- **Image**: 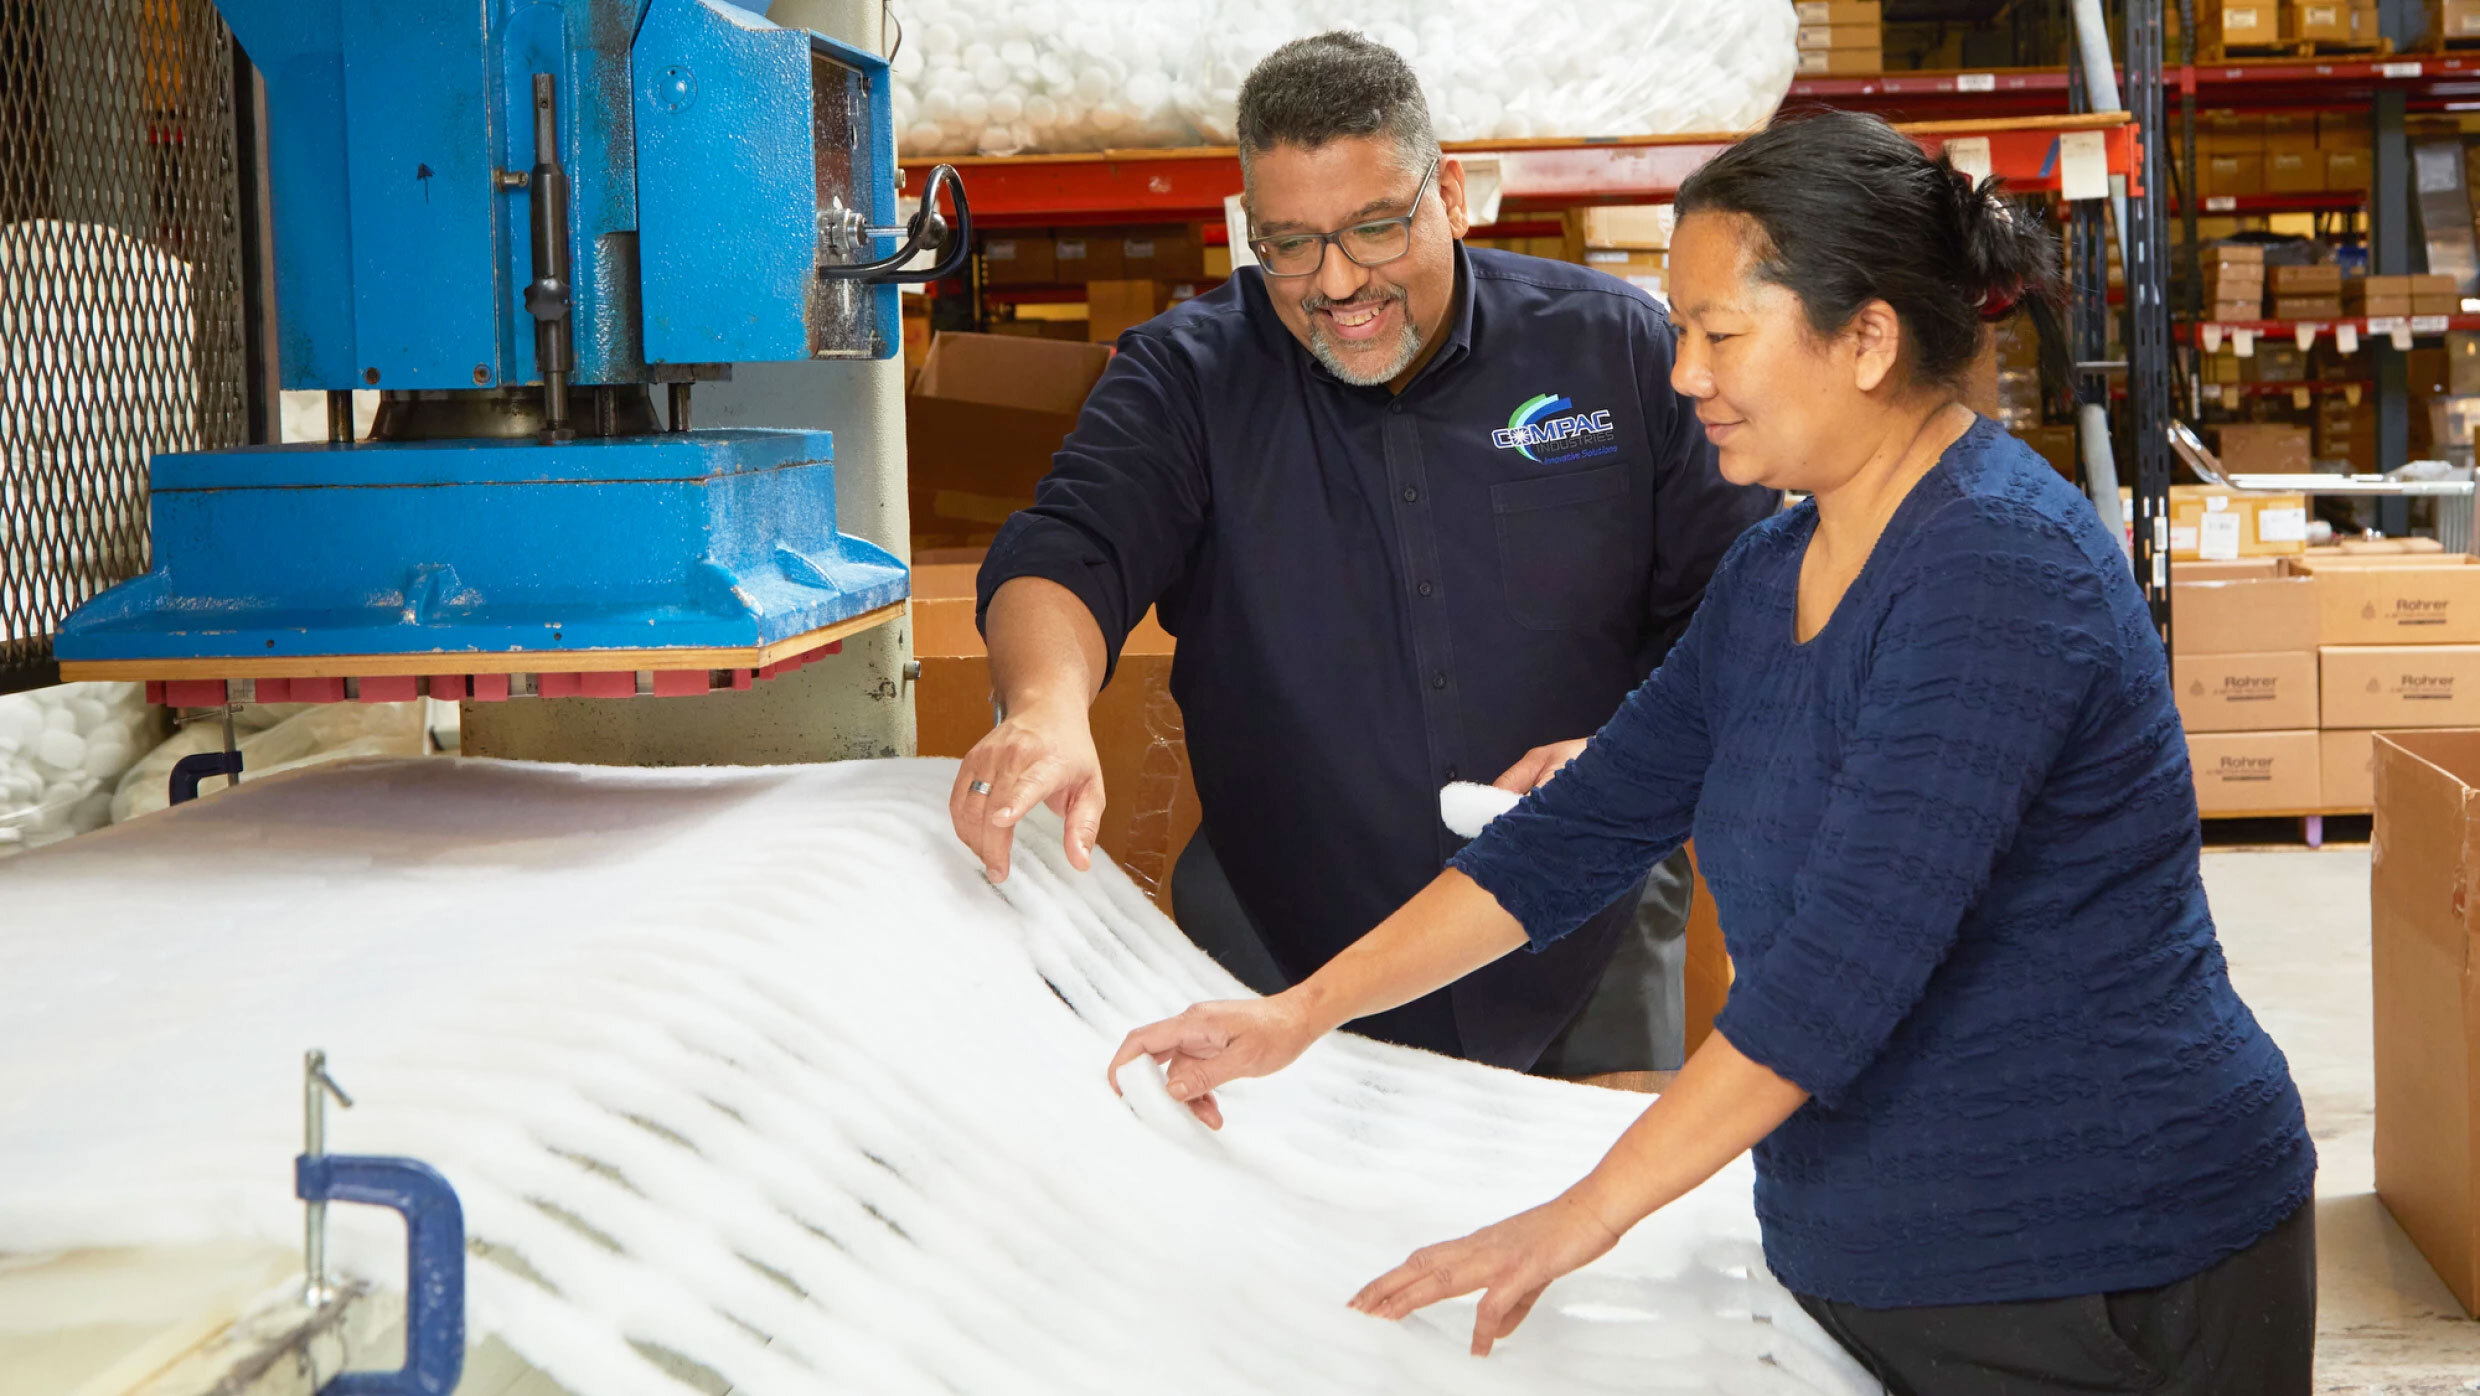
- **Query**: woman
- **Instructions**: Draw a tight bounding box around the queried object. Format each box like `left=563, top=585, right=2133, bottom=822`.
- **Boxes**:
left=1109, top=111, right=2316, bottom=1393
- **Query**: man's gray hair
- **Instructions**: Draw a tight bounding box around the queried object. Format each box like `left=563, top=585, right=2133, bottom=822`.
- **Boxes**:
left=1234, top=31, right=1441, bottom=186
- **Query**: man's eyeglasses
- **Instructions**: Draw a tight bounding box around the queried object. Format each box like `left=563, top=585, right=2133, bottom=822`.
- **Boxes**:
left=1248, top=161, right=1438, bottom=279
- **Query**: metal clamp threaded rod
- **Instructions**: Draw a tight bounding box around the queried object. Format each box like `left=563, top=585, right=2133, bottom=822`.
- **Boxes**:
left=523, top=74, right=575, bottom=444
left=302, top=1049, right=355, bottom=1307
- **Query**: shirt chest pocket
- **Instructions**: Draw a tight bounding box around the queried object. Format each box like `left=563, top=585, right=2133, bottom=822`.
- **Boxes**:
left=1490, top=463, right=1638, bottom=631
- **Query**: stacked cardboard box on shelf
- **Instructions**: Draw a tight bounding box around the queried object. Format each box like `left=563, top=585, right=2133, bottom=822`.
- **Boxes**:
left=2271, top=263, right=2343, bottom=323
left=1792, top=1, right=1881, bottom=75
left=2442, top=0, right=2480, bottom=43
left=2199, top=110, right=2265, bottom=198
left=2200, top=1, right=2282, bottom=49
left=1570, top=205, right=1670, bottom=298
left=2206, top=243, right=2266, bottom=320
left=2322, top=109, right=2372, bottom=189
left=2177, top=557, right=2324, bottom=814
left=2302, top=549, right=2480, bottom=809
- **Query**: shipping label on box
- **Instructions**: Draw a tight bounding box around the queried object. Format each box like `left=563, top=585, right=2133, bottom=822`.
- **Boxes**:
left=2189, top=729, right=2321, bottom=814
left=2176, top=651, right=2321, bottom=731
left=2295, top=1, right=2354, bottom=40
left=2320, top=645, right=2480, bottom=728
left=2299, top=559, right=2480, bottom=644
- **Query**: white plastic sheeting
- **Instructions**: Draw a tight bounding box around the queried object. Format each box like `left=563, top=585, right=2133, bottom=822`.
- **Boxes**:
left=890, top=3, right=1798, bottom=157
left=0, top=758, right=1871, bottom=1395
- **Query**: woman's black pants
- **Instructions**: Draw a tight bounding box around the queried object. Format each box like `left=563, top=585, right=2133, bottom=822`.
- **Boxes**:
left=1795, top=1202, right=2316, bottom=1395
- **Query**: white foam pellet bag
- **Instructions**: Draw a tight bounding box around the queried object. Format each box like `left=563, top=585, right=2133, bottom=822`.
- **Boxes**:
left=892, top=3, right=1797, bottom=157
left=0, top=682, right=152, bottom=857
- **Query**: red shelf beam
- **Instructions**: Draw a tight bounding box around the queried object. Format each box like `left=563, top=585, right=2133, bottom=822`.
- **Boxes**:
left=904, top=119, right=2139, bottom=229
left=1790, top=53, right=2480, bottom=119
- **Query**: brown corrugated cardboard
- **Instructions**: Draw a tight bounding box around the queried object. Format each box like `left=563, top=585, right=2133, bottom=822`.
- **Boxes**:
left=2206, top=2, right=2281, bottom=42
left=2448, top=0, right=2480, bottom=39
left=2176, top=558, right=2285, bottom=581
left=2293, top=0, right=2355, bottom=40
left=2217, top=423, right=2312, bottom=473
left=2272, top=264, right=2343, bottom=295
left=1575, top=204, right=1673, bottom=251
left=2208, top=241, right=2267, bottom=265
left=2165, top=487, right=2309, bottom=561
left=1087, top=278, right=1199, bottom=344
left=2322, top=727, right=2378, bottom=810
left=2369, top=729, right=2480, bottom=1316
left=2295, top=558, right=2480, bottom=644
left=2322, top=646, right=2480, bottom=728
left=1795, top=22, right=1880, bottom=48
left=1118, top=227, right=1204, bottom=281
left=914, top=561, right=1199, bottom=915
left=1792, top=0, right=1881, bottom=21
left=2265, top=150, right=2323, bottom=193
left=2177, top=651, right=2320, bottom=731
left=2327, top=149, right=2371, bottom=189
left=980, top=235, right=1058, bottom=287
left=2319, top=111, right=2371, bottom=147
left=1050, top=233, right=1124, bottom=283
left=2189, top=729, right=2320, bottom=814
left=906, top=333, right=1111, bottom=549
left=1795, top=46, right=1882, bottom=75
left=2205, top=154, right=2265, bottom=196
left=2272, top=295, right=2345, bottom=322
left=2172, top=576, right=2320, bottom=654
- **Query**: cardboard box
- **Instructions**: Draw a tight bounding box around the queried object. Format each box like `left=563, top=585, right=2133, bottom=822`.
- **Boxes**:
left=1795, top=22, right=1880, bottom=49
left=2321, top=727, right=2378, bottom=810
left=2014, top=424, right=2079, bottom=481
left=914, top=562, right=1200, bottom=915
left=2293, top=0, right=2356, bottom=41
left=2205, top=153, right=2266, bottom=197
left=2189, top=729, right=2321, bottom=813
left=2208, top=241, right=2267, bottom=266
left=2178, top=558, right=2287, bottom=581
left=2217, top=423, right=2313, bottom=473
left=1792, top=0, right=1881, bottom=20
left=2209, top=297, right=2266, bottom=322
left=1051, top=233, right=1124, bottom=283
left=2167, top=487, right=2310, bottom=561
left=2319, top=111, right=2371, bottom=148
left=2203, top=110, right=2265, bottom=153
left=2261, top=113, right=2320, bottom=155
left=2171, top=575, right=2320, bottom=654
left=980, top=235, right=1058, bottom=287
left=1087, top=278, right=1199, bottom=344
left=2265, top=150, right=2324, bottom=194
left=2295, top=557, right=2480, bottom=645
left=1795, top=46, right=1883, bottom=75
left=2323, top=646, right=2480, bottom=728
left=2206, top=2, right=2281, bottom=42
left=1575, top=204, right=1673, bottom=251
left=2273, top=264, right=2343, bottom=296
left=906, top=332, right=1112, bottom=549
left=2449, top=331, right=2480, bottom=396
left=2369, top=730, right=2480, bottom=1317
left=2273, top=295, right=2345, bottom=322
left=2327, top=149, right=2371, bottom=190
left=1119, top=227, right=1204, bottom=281
left=2445, top=0, right=2480, bottom=39
left=2177, top=651, right=2321, bottom=731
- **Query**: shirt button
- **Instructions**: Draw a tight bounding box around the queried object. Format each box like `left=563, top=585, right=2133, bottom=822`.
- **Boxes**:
left=1430, top=671, right=1448, bottom=690
left=1445, top=765, right=1459, bottom=781
left=1417, top=581, right=1435, bottom=597
left=1401, top=486, right=1420, bottom=503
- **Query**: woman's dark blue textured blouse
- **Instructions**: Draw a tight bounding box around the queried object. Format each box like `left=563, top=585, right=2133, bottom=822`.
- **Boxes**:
left=1450, top=418, right=2315, bottom=1308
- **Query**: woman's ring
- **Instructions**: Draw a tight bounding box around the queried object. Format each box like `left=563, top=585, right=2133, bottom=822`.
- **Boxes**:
left=968, top=780, right=993, bottom=796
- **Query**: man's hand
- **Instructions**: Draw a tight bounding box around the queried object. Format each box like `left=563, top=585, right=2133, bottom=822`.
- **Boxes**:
left=950, top=703, right=1105, bottom=883
left=1493, top=738, right=1590, bottom=795
left=1107, top=993, right=1322, bottom=1131
left=1349, top=1193, right=1624, bottom=1357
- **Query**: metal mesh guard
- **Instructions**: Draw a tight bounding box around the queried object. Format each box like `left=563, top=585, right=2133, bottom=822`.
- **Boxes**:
left=1, top=0, right=247, bottom=690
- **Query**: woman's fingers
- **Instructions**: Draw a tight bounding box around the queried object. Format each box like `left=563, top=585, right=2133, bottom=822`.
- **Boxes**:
left=1472, top=1284, right=1545, bottom=1357
left=1351, top=1246, right=1475, bottom=1319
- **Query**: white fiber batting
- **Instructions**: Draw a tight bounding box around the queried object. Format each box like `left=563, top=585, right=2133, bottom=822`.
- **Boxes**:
left=0, top=758, right=1869, bottom=1395
left=890, top=3, right=1799, bottom=158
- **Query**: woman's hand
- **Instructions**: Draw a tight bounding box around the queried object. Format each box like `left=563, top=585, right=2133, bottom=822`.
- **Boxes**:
left=1108, top=992, right=1321, bottom=1130
left=1350, top=1193, right=1624, bottom=1357
left=1492, top=738, right=1590, bottom=794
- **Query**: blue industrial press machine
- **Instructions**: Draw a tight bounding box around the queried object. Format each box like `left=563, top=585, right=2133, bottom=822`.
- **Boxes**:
left=53, top=0, right=964, bottom=719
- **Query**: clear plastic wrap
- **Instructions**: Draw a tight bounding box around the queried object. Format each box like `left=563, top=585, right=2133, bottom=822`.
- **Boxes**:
left=892, top=2, right=1798, bottom=157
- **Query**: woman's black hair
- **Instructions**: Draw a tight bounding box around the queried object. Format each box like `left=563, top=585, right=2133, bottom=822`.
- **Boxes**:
left=1675, top=109, right=2072, bottom=407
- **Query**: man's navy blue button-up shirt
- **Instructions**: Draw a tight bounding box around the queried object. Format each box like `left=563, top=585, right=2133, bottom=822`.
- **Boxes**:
left=978, top=245, right=1776, bottom=1068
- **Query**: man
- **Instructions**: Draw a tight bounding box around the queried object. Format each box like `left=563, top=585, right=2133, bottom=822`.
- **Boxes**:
left=949, top=31, right=1774, bottom=1075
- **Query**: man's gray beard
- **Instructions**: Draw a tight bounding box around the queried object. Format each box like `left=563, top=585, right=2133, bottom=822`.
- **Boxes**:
left=1308, top=306, right=1424, bottom=386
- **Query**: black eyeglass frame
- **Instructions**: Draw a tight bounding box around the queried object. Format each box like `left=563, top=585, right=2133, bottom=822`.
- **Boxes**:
left=1247, top=160, right=1441, bottom=279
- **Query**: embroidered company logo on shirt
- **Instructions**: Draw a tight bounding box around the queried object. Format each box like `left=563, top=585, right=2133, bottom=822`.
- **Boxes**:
left=1493, top=393, right=1618, bottom=464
